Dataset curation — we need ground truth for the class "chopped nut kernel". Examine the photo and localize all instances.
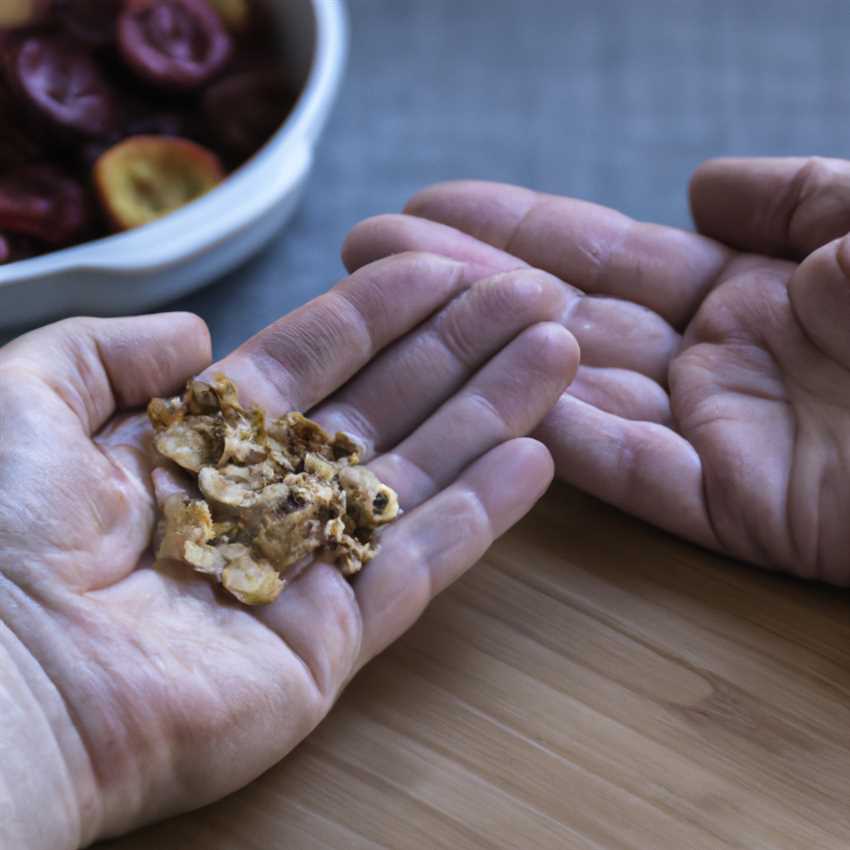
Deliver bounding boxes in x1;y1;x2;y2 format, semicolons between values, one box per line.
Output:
148;376;401;605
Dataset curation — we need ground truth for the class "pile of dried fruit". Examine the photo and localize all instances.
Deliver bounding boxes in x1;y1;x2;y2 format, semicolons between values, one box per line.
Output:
149;377;401;605
0;0;294;264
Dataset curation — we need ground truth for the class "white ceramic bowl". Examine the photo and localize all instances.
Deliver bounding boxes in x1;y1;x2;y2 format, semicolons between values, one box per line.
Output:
0;0;348;332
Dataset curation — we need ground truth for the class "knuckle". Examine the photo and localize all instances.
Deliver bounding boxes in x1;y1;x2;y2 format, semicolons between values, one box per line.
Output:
520;322;575;375
478;269;560;321
434;297;484;366
382;248;446;269
52;315;97;338
451;485;495;544
466;388;512;434
173;311;210;342
792;156;835;201
403;180;466;214
783;157;850;252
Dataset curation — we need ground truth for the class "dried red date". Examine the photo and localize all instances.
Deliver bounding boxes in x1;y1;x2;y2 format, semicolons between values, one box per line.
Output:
124;102;196;139
0;0;292;266
0;124;43;170
207;0;251;32
53;0;122;47
5;34;118;138
0;165;90;244
203;68;293;160
118;0;233;91
0;0;50;31
94;136;224;231
77;109;195;170
0;80;43;168
0;232;39;264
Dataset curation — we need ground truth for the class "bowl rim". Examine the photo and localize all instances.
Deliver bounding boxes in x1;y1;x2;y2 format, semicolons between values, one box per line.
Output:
0;0;348;286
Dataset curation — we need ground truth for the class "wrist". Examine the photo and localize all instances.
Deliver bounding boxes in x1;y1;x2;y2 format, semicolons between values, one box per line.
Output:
0;591;100;850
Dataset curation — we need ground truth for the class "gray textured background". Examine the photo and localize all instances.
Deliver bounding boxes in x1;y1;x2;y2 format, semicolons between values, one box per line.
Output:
176;0;850;357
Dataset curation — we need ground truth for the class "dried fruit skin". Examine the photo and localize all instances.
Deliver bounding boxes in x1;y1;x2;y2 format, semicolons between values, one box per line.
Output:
0;165;90;244
207;0;251;32
6;34;118;138
0;0;293;265
203;68;293;160
53;0;122;46
0;0;50;30
94;135;224;231
0;86;43;169
149;376;402;605
0;231;38;264
119;0;233;91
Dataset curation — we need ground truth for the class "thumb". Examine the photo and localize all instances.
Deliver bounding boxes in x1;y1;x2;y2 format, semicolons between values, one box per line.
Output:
0;313;212;435
788;234;850;368
690;157;850;260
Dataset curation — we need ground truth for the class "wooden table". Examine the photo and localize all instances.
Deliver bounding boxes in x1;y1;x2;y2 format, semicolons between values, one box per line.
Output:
103;483;850;849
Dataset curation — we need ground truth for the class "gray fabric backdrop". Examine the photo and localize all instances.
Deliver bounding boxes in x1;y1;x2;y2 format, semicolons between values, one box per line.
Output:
176;0;850;356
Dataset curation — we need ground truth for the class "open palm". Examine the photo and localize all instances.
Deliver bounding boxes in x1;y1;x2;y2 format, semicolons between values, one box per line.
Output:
0;253;578;849
345;157;850;582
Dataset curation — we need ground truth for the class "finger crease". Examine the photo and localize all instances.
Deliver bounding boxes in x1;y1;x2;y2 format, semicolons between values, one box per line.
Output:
464;390;515;440
432;311;486;369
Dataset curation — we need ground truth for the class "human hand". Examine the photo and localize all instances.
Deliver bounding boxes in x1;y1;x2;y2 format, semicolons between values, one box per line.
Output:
0;252;578;849
344;159;850;583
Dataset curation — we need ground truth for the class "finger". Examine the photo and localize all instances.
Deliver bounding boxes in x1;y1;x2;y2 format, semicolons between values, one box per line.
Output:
250;438;554;700
538;393;718;549
343;213;522;278
690;157;850;260
369;323;577;508
568;367;673;425
0;313;211;435
789;234;850;367
309;268;567;455
404;181;732;328
252;560;365;704
355;438;554;668
563;293;678;384
345;213;680;384
208;252;469;414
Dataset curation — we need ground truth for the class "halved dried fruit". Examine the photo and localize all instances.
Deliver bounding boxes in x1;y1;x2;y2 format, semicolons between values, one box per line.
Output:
94;135;224;231
0;0;49;30
5;34;118;138
77;108;199;172
118;0;233;91
203;68;293;160
0;107;42;170
0;164;90;244
53;0;122;46
207;0;251;32
0;232;38;264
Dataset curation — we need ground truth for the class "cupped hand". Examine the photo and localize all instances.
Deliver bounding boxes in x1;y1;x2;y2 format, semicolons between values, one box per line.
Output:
344;158;850;583
0;252;578;850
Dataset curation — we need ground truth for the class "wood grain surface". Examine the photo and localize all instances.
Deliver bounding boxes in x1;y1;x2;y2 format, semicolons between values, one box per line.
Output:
102;483;850;849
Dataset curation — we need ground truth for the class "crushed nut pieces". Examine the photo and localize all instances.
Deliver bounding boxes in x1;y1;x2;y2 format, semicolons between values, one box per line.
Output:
149;376;400;605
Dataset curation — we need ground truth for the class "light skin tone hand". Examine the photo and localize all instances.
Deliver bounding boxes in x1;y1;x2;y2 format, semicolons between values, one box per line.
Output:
345;157;850;583
0;252;578;850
